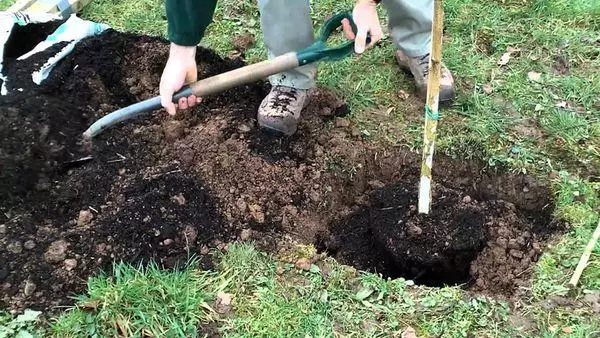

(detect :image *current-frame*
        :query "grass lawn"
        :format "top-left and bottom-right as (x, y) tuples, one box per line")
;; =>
(1, 0), (599, 336)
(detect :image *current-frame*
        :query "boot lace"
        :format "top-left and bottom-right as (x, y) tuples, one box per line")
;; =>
(418, 54), (430, 77)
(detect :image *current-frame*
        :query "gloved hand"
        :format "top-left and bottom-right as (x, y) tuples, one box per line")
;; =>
(159, 43), (202, 115)
(342, 0), (383, 54)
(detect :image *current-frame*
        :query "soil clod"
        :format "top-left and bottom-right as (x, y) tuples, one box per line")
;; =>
(44, 240), (69, 264)
(77, 210), (94, 226)
(295, 258), (312, 271)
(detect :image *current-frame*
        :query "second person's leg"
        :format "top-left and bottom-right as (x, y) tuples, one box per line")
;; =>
(382, 0), (455, 102)
(257, 0), (315, 135)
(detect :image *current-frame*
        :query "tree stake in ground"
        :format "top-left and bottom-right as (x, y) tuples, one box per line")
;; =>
(568, 220), (600, 288)
(418, 0), (444, 214)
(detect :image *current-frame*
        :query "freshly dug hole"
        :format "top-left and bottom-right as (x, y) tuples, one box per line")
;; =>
(0, 26), (561, 313)
(319, 169), (557, 292)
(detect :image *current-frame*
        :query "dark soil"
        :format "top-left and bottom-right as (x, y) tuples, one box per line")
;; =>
(320, 169), (557, 291)
(0, 24), (562, 312)
(2, 19), (65, 61)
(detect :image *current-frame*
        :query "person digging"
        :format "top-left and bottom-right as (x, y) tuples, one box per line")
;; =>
(160, 0), (456, 136)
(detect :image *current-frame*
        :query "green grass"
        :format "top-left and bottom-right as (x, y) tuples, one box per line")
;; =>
(1, 0), (599, 335)
(0, 0), (11, 10)
(46, 244), (600, 337)
(1, 310), (47, 337)
(48, 245), (519, 337)
(533, 173), (600, 297)
(52, 260), (223, 337)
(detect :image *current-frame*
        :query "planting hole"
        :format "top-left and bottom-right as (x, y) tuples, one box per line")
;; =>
(317, 172), (559, 291)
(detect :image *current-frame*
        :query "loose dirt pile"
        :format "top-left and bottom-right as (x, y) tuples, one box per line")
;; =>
(0, 25), (560, 312)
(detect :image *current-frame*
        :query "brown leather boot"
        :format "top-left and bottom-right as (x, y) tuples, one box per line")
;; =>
(396, 50), (456, 104)
(257, 85), (312, 136)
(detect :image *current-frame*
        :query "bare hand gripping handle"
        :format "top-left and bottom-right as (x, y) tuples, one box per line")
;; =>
(83, 11), (366, 139)
(82, 53), (298, 139)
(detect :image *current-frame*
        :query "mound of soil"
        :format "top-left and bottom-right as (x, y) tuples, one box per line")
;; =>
(0, 24), (561, 312)
(0, 29), (237, 311)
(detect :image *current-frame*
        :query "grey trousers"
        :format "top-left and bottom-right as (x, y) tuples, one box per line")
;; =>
(258, 0), (433, 89)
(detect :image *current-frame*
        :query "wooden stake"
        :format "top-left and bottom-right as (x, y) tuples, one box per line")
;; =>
(568, 220), (600, 288)
(418, 0), (444, 214)
(8, 0), (37, 12)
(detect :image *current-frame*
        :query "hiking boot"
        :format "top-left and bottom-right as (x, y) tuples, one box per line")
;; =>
(257, 85), (311, 136)
(396, 50), (456, 104)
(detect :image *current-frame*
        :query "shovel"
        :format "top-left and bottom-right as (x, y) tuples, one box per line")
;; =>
(83, 11), (365, 139)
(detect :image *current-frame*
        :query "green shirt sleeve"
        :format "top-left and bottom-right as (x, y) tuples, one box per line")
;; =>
(165, 0), (217, 46)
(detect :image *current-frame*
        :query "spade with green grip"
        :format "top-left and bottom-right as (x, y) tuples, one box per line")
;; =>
(83, 11), (367, 139)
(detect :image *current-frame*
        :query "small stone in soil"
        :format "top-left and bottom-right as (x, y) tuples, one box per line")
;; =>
(172, 193), (186, 205)
(24, 280), (36, 296)
(237, 123), (252, 133)
(248, 204), (265, 223)
(398, 90), (410, 100)
(319, 107), (332, 116)
(96, 243), (107, 254)
(334, 117), (351, 128)
(0, 224), (6, 234)
(163, 239), (174, 246)
(63, 259), (78, 271)
(77, 210), (94, 226)
(407, 224), (423, 237)
(215, 292), (233, 314)
(7, 241), (22, 254)
(295, 258), (311, 271)
(462, 195), (472, 203)
(23, 240), (35, 250)
(240, 229), (252, 241)
(44, 240), (69, 263)
(368, 180), (385, 189)
(401, 326), (417, 338)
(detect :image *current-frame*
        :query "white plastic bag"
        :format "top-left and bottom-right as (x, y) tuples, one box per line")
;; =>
(0, 11), (109, 94)
(19, 14), (110, 84)
(1, 11), (63, 94)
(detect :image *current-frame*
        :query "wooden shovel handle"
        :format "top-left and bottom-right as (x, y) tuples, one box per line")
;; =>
(183, 52), (299, 98)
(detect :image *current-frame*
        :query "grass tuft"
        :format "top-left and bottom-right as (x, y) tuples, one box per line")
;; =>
(53, 259), (221, 337)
